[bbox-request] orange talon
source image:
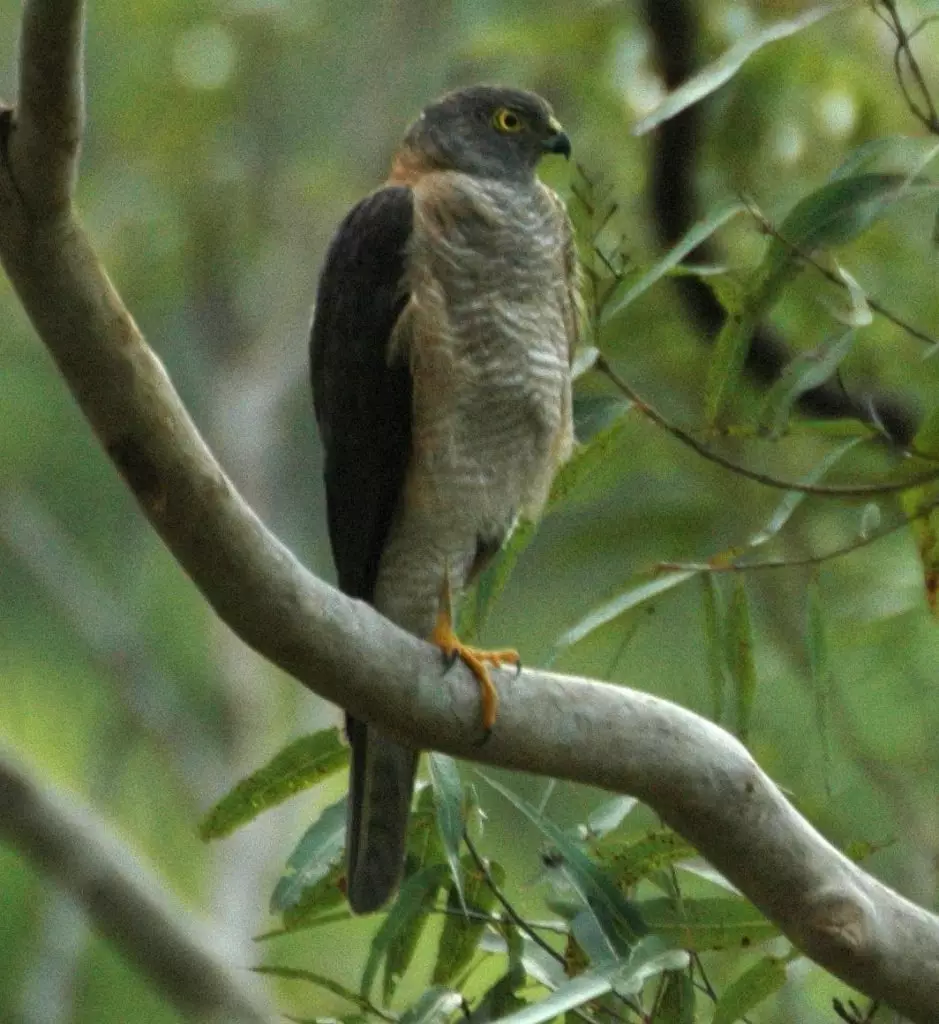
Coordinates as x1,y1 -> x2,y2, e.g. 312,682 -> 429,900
431,572 -> 519,734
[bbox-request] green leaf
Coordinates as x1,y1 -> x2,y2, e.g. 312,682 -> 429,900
610,936 -> 689,997
726,579 -> 757,744
806,582 -> 834,796
398,986 -> 462,1024
467,968 -> 528,1023
478,772 -> 646,949
493,963 -> 617,1024
270,797 -> 347,915
495,938 -> 687,1024
459,518 -> 536,642
758,329 -> 858,438
701,575 -> 728,724
656,970 -> 695,1024
600,203 -> 747,324
571,345 -> 600,380
583,796 -> 638,839
705,171 -> 938,426
594,830 -> 697,890
360,863 -> 449,1002
746,439 -> 863,549
427,753 -> 465,910
633,4 -> 845,135
554,570 -> 697,653
433,855 -> 503,987
408,784 -> 447,868
637,897 -> 778,951
901,407 -> 939,615
280,862 -> 347,931
199,729 -> 348,840
712,956 -> 790,1024
547,404 -> 634,508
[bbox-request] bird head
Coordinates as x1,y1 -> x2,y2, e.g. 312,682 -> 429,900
398,85 -> 571,183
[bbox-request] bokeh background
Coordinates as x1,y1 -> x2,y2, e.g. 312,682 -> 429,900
3,0 -> 939,1020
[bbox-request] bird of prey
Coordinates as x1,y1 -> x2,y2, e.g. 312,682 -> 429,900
311,85 -> 580,914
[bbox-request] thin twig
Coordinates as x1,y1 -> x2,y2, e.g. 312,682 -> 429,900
462,828 -> 565,966
657,492 -> 937,574
596,355 -> 938,497
743,201 -> 939,350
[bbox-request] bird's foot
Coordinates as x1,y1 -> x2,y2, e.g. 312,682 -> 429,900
430,607 -> 520,739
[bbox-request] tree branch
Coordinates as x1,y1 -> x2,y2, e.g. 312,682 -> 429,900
0,747 -> 276,1023
11,0 -> 84,209
3,1 -> 939,1021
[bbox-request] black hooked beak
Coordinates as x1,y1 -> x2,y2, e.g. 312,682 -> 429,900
543,117 -> 572,159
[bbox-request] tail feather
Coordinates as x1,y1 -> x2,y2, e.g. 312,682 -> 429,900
346,718 -> 418,914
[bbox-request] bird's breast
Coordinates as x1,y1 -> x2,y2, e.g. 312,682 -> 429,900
401,175 -> 572,525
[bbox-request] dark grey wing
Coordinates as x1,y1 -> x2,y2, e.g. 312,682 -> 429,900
311,185 -> 414,603
310,185 -> 418,914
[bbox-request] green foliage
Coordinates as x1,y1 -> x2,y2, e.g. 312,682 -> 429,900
9,2 -> 939,1022
270,797 -> 348,925
711,955 -> 792,1024
199,728 -> 348,840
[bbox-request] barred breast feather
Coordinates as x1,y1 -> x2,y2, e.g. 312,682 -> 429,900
371,172 -> 577,639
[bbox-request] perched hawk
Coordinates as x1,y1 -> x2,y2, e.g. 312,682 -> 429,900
311,86 -> 579,914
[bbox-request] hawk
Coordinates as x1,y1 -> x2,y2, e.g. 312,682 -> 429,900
311,86 -> 579,914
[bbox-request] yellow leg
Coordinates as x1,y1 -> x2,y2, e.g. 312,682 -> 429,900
430,571 -> 520,733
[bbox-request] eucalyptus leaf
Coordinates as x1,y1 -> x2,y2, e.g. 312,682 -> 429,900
712,956 -> 790,1024
633,4 -> 845,135
554,570 -> 698,653
200,729 -> 348,840
427,753 -> 465,909
271,796 -> 347,914
360,863 -> 449,1001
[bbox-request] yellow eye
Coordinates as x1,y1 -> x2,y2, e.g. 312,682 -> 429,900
493,108 -> 523,133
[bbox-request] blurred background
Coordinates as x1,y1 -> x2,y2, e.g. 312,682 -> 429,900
2,0 -> 939,1020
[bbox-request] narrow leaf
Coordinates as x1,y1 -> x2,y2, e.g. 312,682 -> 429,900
459,518 -> 536,641
706,171 -> 938,425
547,405 -> 635,508
726,579 -> 757,744
478,772 -> 646,948
594,830 -> 697,891
271,797 -> 347,914
747,439 -> 863,548
398,986 -> 462,1024
496,939 -> 686,1024
571,345 -> 600,380
427,753 -> 465,909
900,406 -> 939,614
383,870 -> 447,1005
601,203 -> 747,323
360,863 -> 449,1001
638,897 -> 777,951
491,964 -> 618,1024
633,4 -> 844,135
200,729 -> 348,839
432,856 -> 503,987
280,862 -> 347,930
806,582 -> 834,796
611,936 -> 689,997
584,796 -> 638,839
758,329 -> 858,438
712,956 -> 789,1024
657,970 -> 696,1024
554,570 -> 697,653
701,575 -> 728,723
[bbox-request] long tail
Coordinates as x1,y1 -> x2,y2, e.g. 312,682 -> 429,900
345,717 -> 419,914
